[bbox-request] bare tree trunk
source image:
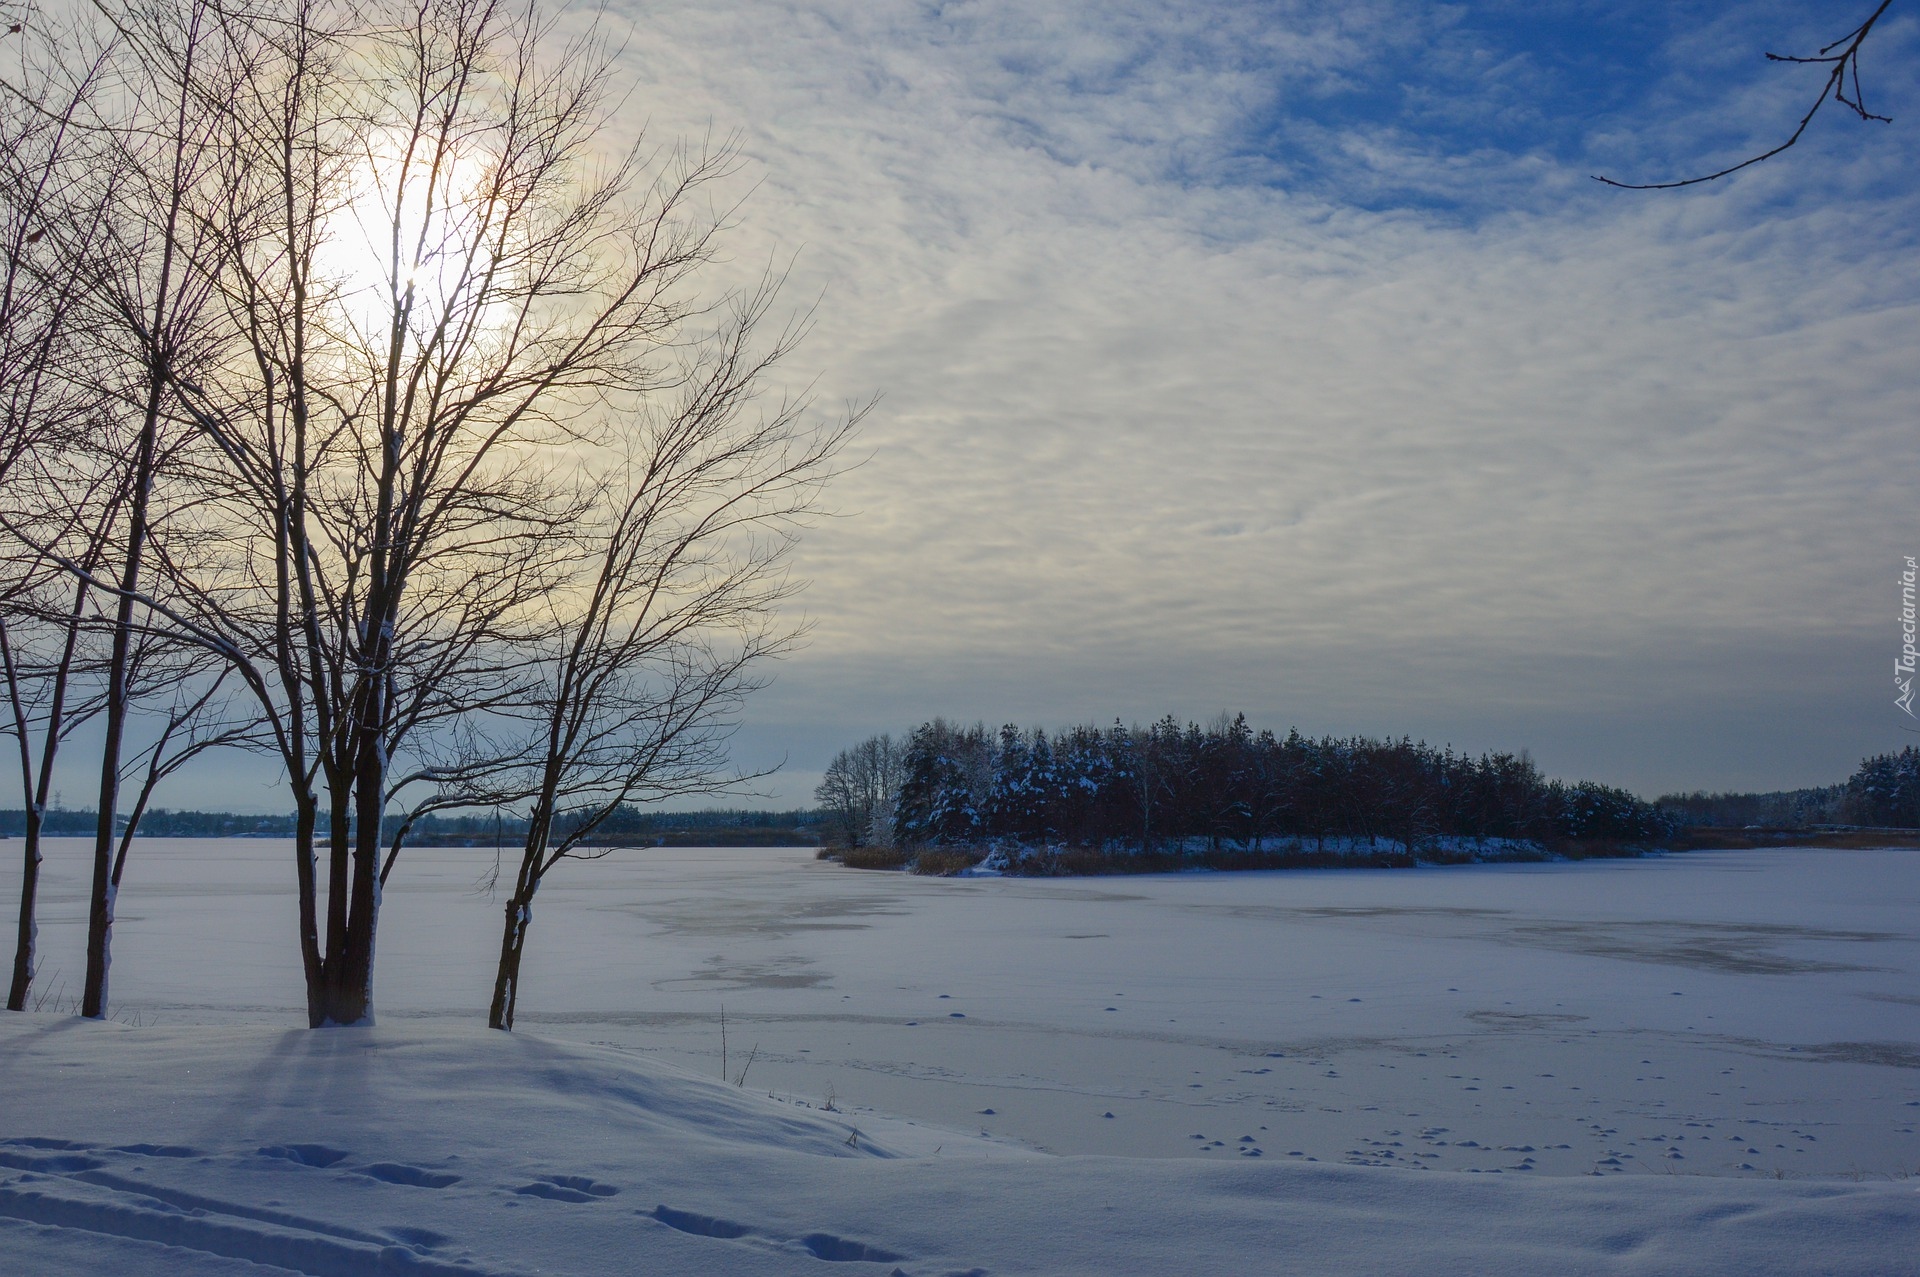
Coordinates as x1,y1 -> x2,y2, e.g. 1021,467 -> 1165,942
333,706 -> 387,1024
329,469 -> 401,1024
487,902 -> 526,1030
316,764 -> 351,1021
4,625 -> 43,1009
487,861 -> 541,1031
5,802 -> 43,1012
80,377 -> 161,1019
489,778 -> 558,1031
4,577 -> 95,1011
4,618 -> 47,1010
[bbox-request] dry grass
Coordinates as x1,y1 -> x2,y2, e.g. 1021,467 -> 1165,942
910,849 -> 980,877
839,845 -> 910,871
1669,827 -> 1920,852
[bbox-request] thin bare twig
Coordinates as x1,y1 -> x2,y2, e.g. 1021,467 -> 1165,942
1595,0 -> 1895,189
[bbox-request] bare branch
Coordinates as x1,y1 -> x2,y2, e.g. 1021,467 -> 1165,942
1595,1 -> 1896,190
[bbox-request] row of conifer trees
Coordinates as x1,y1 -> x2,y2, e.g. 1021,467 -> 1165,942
1837,746 -> 1920,828
885,715 -> 1674,858
1653,747 -> 1920,830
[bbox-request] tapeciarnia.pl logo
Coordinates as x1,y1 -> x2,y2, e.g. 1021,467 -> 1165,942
1900,556 -> 1918,718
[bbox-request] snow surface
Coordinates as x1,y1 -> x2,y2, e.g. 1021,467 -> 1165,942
3,840 -> 1919,1273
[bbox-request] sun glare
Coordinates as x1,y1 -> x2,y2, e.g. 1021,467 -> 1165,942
321,139 -> 500,333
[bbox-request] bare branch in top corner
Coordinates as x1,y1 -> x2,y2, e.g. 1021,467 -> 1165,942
1595,0 -> 1896,190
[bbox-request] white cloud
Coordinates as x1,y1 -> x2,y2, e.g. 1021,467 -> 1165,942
42,0 -> 1916,814
502,1 -> 1920,796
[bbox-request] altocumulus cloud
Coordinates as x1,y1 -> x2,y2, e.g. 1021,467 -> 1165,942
570,0 -> 1920,804
135,0 -> 1920,810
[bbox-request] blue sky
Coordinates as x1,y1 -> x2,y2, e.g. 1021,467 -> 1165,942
35,0 -> 1920,813
660,0 -> 1920,806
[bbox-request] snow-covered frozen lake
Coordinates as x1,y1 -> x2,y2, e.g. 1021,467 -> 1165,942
8,839 -> 1920,1274
14,838 -> 1920,1177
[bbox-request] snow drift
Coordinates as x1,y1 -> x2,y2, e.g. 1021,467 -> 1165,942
3,1016 -> 1917,1276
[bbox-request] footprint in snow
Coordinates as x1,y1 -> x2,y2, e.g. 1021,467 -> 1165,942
652,1205 -> 751,1239
0,1144 -> 104,1173
1,1136 -> 93,1152
649,1204 -> 906,1265
351,1162 -> 461,1188
514,1174 -> 619,1202
257,1143 -> 349,1168
801,1232 -> 908,1263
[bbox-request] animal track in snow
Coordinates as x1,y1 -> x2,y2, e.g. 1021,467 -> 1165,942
256,1143 -> 349,1168
799,1231 -> 907,1263
651,1204 -> 754,1239
351,1161 -> 462,1188
513,1174 -> 619,1202
0,1137 -> 105,1174
0,1138 -> 511,1276
650,1203 -> 907,1264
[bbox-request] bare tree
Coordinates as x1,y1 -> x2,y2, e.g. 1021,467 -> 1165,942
486,319 -> 851,1029
10,0 -> 849,1028
0,9 -> 121,1012
1596,1 -> 1897,189
63,0 -> 243,1020
816,732 -> 905,851
1,581 -> 107,1009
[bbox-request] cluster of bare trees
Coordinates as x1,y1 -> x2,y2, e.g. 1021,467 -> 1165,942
1,0 -> 846,1028
813,733 -> 904,850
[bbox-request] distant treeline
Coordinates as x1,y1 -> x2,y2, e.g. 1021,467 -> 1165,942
1655,746 -> 1920,831
1,806 -> 823,845
1653,788 -> 1845,829
397,806 -> 821,846
824,716 -> 1676,867
0,808 -> 298,838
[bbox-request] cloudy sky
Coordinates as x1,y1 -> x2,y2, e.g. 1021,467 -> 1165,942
29,0 -> 1914,814
595,0 -> 1918,806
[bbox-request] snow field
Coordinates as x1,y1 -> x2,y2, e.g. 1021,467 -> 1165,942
4,1017 -> 1920,1276
3,840 -> 1918,1272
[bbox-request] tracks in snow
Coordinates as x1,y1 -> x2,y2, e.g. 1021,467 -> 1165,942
0,1136 -> 975,1275
0,1137 -> 509,1276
